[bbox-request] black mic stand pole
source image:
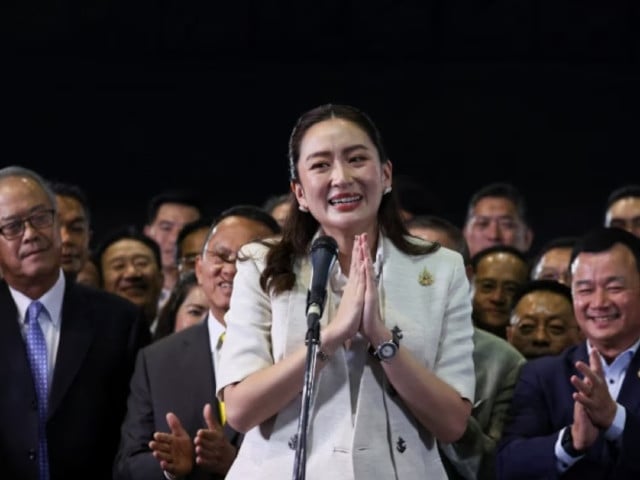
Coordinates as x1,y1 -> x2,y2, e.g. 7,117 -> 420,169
292,313 -> 322,480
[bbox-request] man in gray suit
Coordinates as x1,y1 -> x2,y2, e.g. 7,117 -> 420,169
407,214 -> 526,479
114,205 -> 280,480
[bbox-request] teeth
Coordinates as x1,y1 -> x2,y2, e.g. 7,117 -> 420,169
330,195 -> 361,205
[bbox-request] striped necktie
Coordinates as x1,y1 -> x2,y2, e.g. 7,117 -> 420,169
25,301 -> 50,480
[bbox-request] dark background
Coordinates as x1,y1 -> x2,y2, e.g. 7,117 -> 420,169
5,0 -> 640,253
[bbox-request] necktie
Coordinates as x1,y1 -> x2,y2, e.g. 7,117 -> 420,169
25,301 -> 50,480
217,331 -> 226,425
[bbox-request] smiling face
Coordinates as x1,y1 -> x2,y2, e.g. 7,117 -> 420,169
0,175 -> 61,296
571,243 -> 640,360
292,118 -> 391,242
196,216 -> 275,323
100,239 -> 164,321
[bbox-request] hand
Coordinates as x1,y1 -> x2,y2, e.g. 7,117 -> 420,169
149,412 -> 194,477
358,233 -> 385,341
194,403 -> 237,475
325,236 -> 365,345
571,349 -> 617,430
571,399 -> 599,451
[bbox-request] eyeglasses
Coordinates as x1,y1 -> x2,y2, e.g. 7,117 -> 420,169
204,249 -> 238,265
0,209 -> 56,240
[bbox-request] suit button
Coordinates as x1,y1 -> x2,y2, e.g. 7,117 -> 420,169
28,449 -> 36,460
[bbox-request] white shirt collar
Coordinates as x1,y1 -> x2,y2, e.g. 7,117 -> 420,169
208,310 -> 226,352
11,269 -> 65,327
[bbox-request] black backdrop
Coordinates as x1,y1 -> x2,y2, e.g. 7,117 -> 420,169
5,0 -> 640,252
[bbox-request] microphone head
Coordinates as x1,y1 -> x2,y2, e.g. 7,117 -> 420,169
310,235 -> 338,288
307,236 -> 338,320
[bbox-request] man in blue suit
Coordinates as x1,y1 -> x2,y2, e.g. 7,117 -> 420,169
497,227 -> 640,479
0,166 -> 150,480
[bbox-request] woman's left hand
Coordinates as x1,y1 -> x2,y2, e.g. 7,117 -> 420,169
358,233 -> 386,342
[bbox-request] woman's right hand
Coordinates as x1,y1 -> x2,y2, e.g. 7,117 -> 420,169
323,236 -> 365,348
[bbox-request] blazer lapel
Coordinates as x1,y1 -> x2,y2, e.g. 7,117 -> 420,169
48,284 -> 94,416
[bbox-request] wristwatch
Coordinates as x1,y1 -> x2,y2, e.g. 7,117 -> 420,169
369,328 -> 401,362
561,426 -> 586,458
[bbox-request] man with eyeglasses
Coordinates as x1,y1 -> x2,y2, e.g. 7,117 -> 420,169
0,166 -> 150,480
176,218 -> 212,278
115,205 -> 280,480
507,280 -> 583,359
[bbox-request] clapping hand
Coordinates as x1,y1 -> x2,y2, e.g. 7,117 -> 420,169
194,403 -> 237,475
149,412 -> 194,477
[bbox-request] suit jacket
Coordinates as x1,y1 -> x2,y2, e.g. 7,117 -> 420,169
217,235 -> 476,480
114,318 -> 242,480
0,278 -> 150,480
439,327 -> 526,480
496,342 -> 640,479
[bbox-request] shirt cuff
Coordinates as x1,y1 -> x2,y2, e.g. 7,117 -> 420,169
555,427 -> 583,473
604,403 -> 626,443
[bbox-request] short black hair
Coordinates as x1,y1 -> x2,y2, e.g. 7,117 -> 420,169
466,182 -> 529,226
606,185 -> 640,209
406,214 -> 470,265
529,236 -> 578,273
570,227 -> 640,274
471,244 -> 529,273
93,225 -> 162,285
48,180 -> 92,225
146,189 -> 204,225
175,217 -> 214,263
511,279 -> 573,312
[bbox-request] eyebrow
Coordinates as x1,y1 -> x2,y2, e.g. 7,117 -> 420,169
304,144 -> 370,163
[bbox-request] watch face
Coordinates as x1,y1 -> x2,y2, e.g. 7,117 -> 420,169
379,342 -> 398,359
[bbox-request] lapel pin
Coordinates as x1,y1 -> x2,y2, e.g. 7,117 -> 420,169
418,267 -> 434,286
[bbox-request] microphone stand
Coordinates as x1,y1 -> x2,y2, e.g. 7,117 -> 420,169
292,313 -> 321,480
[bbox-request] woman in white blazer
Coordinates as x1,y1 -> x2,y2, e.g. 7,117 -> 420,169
217,104 -> 475,479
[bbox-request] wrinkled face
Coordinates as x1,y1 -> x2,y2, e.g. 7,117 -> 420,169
531,246 -> 572,285
173,284 -> 208,333
100,239 -> 164,314
571,244 -> 640,359
56,194 -> 91,276
144,203 -> 201,269
507,290 -> 581,359
0,176 -> 61,290
472,252 -> 530,331
196,216 -> 275,323
292,118 -> 391,241
464,197 -> 532,257
178,227 -> 209,275
605,197 -> 640,238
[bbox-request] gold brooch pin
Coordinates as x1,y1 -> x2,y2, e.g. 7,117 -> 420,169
418,267 -> 434,286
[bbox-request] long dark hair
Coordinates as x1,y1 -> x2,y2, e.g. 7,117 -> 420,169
261,104 -> 437,294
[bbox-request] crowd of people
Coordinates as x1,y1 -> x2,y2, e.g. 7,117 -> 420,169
2,104 -> 640,480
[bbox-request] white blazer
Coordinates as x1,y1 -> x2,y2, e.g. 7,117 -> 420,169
217,235 -> 475,480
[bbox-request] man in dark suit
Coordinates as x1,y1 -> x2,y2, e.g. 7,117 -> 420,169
0,166 -> 150,480
114,205 -> 280,480
497,227 -> 640,479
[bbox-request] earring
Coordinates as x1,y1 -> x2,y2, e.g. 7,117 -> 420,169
383,186 -> 392,195
298,205 -> 309,212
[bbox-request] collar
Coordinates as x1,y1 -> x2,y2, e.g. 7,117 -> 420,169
587,337 -> 640,368
11,269 -> 66,328
208,310 -> 226,351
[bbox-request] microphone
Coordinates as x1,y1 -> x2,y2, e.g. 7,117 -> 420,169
306,235 -> 338,327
